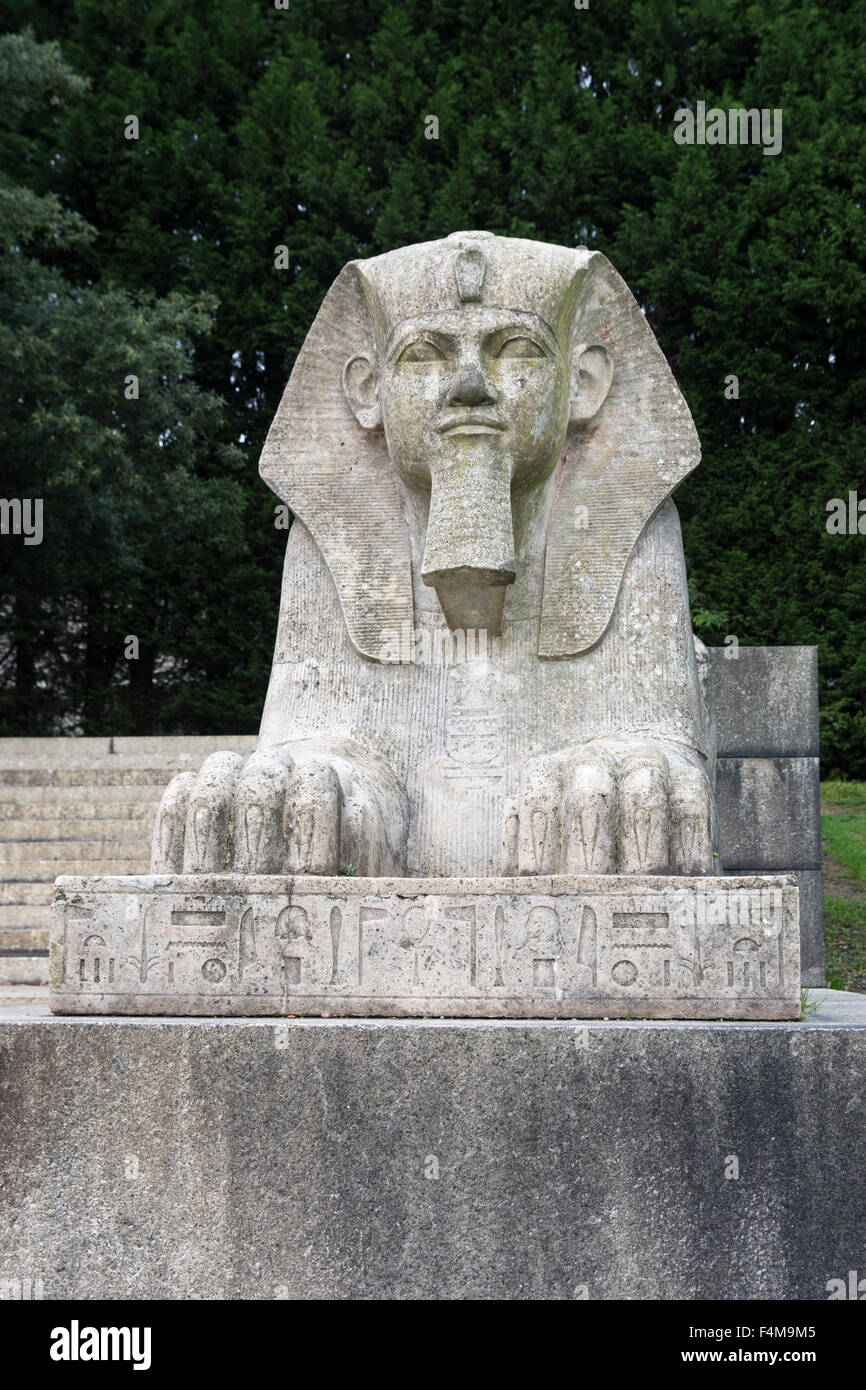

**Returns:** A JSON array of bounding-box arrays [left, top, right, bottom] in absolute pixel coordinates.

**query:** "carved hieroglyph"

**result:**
[[151, 232, 715, 881], [51, 875, 800, 1020]]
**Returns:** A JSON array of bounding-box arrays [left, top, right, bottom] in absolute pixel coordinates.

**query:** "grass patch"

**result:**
[[823, 898, 866, 993], [821, 780, 866, 810], [821, 812, 866, 881], [821, 781, 866, 993]]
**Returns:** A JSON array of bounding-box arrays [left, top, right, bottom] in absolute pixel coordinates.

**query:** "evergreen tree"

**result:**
[[2, 1, 865, 770], [0, 28, 254, 734]]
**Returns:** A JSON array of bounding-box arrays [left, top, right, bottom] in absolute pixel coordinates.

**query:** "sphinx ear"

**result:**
[[569, 343, 614, 422], [343, 352, 382, 430], [259, 260, 412, 661]]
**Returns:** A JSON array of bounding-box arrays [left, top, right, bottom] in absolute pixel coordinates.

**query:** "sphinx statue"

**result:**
[[152, 231, 716, 882]]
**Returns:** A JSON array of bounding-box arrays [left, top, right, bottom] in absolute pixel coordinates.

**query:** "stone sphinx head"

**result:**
[[260, 232, 700, 656]]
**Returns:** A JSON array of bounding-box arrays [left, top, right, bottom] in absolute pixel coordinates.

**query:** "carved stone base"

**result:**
[[50, 873, 800, 1019]]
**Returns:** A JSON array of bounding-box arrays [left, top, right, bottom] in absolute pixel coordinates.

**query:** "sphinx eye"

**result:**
[[496, 336, 547, 360], [397, 339, 446, 364]]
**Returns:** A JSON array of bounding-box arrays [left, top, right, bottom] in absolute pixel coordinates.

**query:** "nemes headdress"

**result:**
[[355, 231, 584, 345], [259, 231, 700, 660]]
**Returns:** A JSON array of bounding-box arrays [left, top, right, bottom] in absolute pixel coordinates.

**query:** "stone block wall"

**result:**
[[707, 647, 823, 985]]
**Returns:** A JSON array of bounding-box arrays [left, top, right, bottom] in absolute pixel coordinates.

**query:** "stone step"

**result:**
[[0, 954, 48, 985], [0, 803, 158, 823], [0, 819, 155, 842], [0, 927, 47, 952], [1, 860, 151, 882], [0, 838, 152, 864], [0, 737, 115, 760], [0, 767, 190, 787], [0, 903, 51, 927], [0, 735, 256, 762], [0, 982, 49, 1002], [0, 881, 55, 906], [0, 784, 165, 806]]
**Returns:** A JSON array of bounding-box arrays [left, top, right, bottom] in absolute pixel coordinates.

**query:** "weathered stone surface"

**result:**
[[796, 868, 825, 986], [0, 954, 46, 985], [0, 928, 45, 950], [704, 650, 824, 984], [50, 873, 800, 1019], [706, 646, 819, 758], [2, 989, 864, 1300], [716, 757, 821, 870]]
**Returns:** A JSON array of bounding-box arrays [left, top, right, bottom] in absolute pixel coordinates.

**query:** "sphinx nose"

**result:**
[[447, 365, 496, 407]]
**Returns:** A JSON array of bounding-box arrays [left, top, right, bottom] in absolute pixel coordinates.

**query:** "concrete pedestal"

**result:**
[[1, 988, 865, 1300]]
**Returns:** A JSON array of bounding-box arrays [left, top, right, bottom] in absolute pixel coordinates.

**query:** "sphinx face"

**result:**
[[380, 306, 570, 489], [379, 307, 571, 634]]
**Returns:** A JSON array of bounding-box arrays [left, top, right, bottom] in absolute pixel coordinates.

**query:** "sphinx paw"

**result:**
[[151, 741, 407, 876], [503, 743, 713, 875]]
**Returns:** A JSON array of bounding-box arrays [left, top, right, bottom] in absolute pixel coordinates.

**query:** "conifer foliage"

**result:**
[[1, 2, 864, 771]]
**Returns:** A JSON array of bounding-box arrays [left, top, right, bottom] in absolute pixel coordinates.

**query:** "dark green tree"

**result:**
[[0, 28, 256, 734], [3, 1, 865, 770]]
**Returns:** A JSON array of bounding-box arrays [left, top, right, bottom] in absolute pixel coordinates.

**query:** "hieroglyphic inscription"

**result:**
[[50, 875, 800, 1019]]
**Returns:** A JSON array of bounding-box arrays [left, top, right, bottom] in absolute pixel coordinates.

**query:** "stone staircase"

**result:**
[[0, 737, 257, 984]]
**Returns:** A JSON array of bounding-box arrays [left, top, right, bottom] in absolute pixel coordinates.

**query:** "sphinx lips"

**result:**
[[438, 416, 504, 436]]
